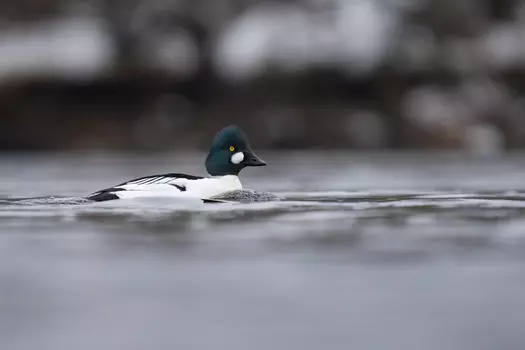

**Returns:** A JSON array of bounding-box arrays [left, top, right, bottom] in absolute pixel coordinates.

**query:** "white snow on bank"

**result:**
[[214, 0, 399, 80], [0, 17, 115, 82]]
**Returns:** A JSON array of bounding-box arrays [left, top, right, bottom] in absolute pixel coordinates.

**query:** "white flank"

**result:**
[[113, 175, 242, 200], [231, 152, 244, 164]]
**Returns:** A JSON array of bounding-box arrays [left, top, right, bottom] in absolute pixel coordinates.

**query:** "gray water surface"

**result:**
[[2, 152, 525, 350]]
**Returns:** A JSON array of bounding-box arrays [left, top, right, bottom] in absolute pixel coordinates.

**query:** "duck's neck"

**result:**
[[212, 174, 242, 187]]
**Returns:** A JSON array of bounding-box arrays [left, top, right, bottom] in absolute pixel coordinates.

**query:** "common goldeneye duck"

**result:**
[[87, 125, 266, 202]]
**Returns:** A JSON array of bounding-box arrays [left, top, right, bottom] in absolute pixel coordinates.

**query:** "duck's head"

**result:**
[[205, 125, 266, 176]]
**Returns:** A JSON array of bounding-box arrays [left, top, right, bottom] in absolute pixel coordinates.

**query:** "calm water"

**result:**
[[2, 152, 525, 350]]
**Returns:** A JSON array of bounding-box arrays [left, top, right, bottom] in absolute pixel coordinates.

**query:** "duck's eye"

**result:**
[[229, 146, 235, 152]]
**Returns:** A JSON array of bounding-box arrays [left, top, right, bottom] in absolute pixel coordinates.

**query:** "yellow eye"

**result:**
[[229, 146, 235, 152]]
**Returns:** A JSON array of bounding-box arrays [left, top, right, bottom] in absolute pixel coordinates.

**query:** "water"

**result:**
[[2, 152, 525, 350]]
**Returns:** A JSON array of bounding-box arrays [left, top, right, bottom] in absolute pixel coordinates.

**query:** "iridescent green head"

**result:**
[[205, 126, 266, 176]]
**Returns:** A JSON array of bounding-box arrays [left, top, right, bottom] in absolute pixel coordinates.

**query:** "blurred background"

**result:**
[[0, 0, 524, 153], [4, 2, 525, 350]]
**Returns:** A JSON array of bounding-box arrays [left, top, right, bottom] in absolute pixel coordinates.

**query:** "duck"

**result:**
[[87, 125, 266, 202]]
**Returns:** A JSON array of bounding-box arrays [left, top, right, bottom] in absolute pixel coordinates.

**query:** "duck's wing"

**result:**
[[114, 173, 203, 187], [88, 173, 205, 202]]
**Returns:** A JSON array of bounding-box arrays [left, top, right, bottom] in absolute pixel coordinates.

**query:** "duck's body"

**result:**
[[87, 126, 265, 202], [88, 173, 242, 201]]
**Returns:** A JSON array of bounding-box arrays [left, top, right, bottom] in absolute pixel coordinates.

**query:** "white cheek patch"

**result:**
[[231, 152, 244, 164]]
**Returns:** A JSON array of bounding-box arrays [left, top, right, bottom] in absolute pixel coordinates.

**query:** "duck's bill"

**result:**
[[243, 151, 266, 167]]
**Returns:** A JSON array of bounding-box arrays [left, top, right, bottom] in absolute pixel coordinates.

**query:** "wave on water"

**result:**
[[1, 190, 525, 209], [210, 189, 281, 202], [0, 196, 92, 205], [0, 189, 281, 206], [2, 190, 525, 252]]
